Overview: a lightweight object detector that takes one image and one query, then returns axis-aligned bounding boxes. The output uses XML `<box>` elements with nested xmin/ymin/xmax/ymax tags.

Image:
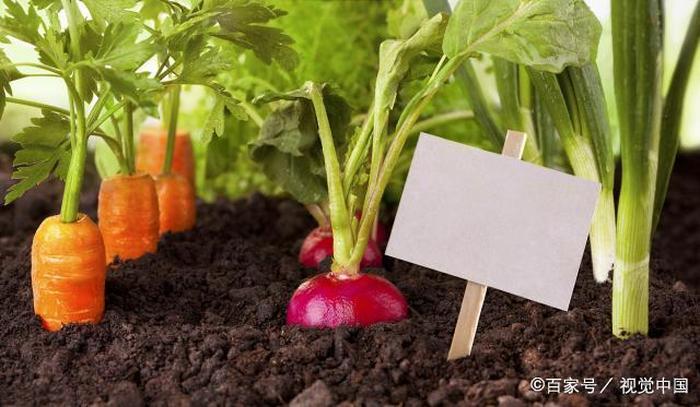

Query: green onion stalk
<box><xmin>611</xmin><ymin>0</ymin><xmax>664</xmax><ymax>337</ymax></box>
<box><xmin>653</xmin><ymin>1</ymin><xmax>700</xmax><ymax>233</ymax></box>
<box><xmin>527</xmin><ymin>65</ymin><xmax>616</xmax><ymax>283</ymax></box>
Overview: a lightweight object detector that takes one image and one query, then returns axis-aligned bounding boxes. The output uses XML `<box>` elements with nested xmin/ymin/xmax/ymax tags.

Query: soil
<box><xmin>0</xmin><ymin>153</ymin><xmax>699</xmax><ymax>406</ymax></box>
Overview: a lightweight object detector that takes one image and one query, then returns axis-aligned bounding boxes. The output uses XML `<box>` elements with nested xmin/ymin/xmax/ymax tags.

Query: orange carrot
<box><xmin>32</xmin><ymin>214</ymin><xmax>106</xmax><ymax>331</ymax></box>
<box><xmin>155</xmin><ymin>173</ymin><xmax>196</xmax><ymax>234</ymax></box>
<box><xmin>98</xmin><ymin>173</ymin><xmax>160</xmax><ymax>263</ymax></box>
<box><xmin>136</xmin><ymin>128</ymin><xmax>195</xmax><ymax>185</ymax></box>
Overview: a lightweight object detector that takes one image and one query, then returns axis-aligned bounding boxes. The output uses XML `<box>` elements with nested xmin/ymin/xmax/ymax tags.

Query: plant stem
<box><xmin>86</xmin><ymin>87</ymin><xmax>112</xmax><ymax>128</ymax></box>
<box><xmin>307</xmin><ymin>82</ymin><xmax>354</xmax><ymax>271</ymax></box>
<box><xmin>61</xmin><ymin>0</ymin><xmax>84</xmax><ymax>100</ymax></box>
<box><xmin>305</xmin><ymin>203</ymin><xmax>330</xmax><ymax>227</ymax></box>
<box><xmin>59</xmin><ymin>94</ymin><xmax>87</xmax><ymax>223</ymax></box>
<box><xmin>533</xmin><ymin>91</ymin><xmax>557</xmax><ymax>168</ymax></box>
<box><xmin>653</xmin><ymin>1</ymin><xmax>700</xmax><ymax>233</ymax></box>
<box><xmin>5</xmin><ymin>97</ymin><xmax>70</xmax><ymax>115</ymax></box>
<box><xmin>123</xmin><ymin>101</ymin><xmax>135</xmax><ymax>174</ymax></box>
<box><xmin>409</xmin><ymin>109</ymin><xmax>474</xmax><ymax>135</ymax></box>
<box><xmin>343</xmin><ymin>108</ymin><xmax>374</xmax><ymax>192</ymax></box>
<box><xmin>1</xmin><ymin>62</ymin><xmax>63</xmax><ymax>76</ymax></box>
<box><xmin>239</xmin><ymin>99</ymin><xmax>264</xmax><ymax>128</ymax></box>
<box><xmin>527</xmin><ymin>67</ymin><xmax>616</xmax><ymax>282</ymax></box>
<box><xmin>162</xmin><ymin>85</ymin><xmax>181</xmax><ymax>174</ymax></box>
<box><xmin>93</xmin><ymin>132</ymin><xmax>127</xmax><ymax>171</ymax></box>
<box><xmin>611</xmin><ymin>0</ymin><xmax>663</xmax><ymax>337</ymax></box>
<box><xmin>58</xmin><ymin>0</ymin><xmax>88</xmax><ymax>223</ymax></box>
<box><xmin>455</xmin><ymin>60</ymin><xmax>504</xmax><ymax>148</ymax></box>
<box><xmin>351</xmin><ymin>55</ymin><xmax>466</xmax><ymax>266</ymax></box>
<box><xmin>88</xmin><ymin>100</ymin><xmax>126</xmax><ymax>135</ymax></box>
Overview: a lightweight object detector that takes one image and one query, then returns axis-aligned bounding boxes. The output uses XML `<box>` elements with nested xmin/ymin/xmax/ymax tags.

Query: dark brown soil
<box><xmin>0</xmin><ymin>154</ymin><xmax>699</xmax><ymax>406</ymax></box>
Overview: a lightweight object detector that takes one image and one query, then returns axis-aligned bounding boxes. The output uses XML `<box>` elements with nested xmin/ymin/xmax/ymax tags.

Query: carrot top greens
<box><xmin>0</xmin><ymin>0</ymin><xmax>297</xmax><ymax>219</ymax></box>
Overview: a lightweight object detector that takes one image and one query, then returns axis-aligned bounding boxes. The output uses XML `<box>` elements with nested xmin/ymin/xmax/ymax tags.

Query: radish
<box><xmin>299</xmin><ymin>226</ymin><xmax>383</xmax><ymax>269</ymax></box>
<box><xmin>287</xmin><ymin>273</ymin><xmax>407</xmax><ymax>327</ymax></box>
<box><xmin>250</xmin><ymin>0</ymin><xmax>600</xmax><ymax>328</ymax></box>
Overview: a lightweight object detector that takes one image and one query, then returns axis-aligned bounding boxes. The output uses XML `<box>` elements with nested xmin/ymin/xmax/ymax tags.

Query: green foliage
<box><xmin>211</xmin><ymin>2</ymin><xmax>298</xmax><ymax>70</ymax></box>
<box><xmin>0</xmin><ymin>0</ymin><xmax>42</xmax><ymax>44</ymax></box>
<box><xmin>196</xmin><ymin>0</ymin><xmax>395</xmax><ymax>200</ymax></box>
<box><xmin>0</xmin><ymin>0</ymin><xmax>162</xmax><ymax>205</ymax></box>
<box><xmin>387</xmin><ymin>0</ymin><xmax>428</xmax><ymax>40</ymax></box>
<box><xmin>5</xmin><ymin>110</ymin><xmax>71</xmax><ymax>203</ymax></box>
<box><xmin>375</xmin><ymin>13</ymin><xmax>447</xmax><ymax>126</ymax></box>
<box><xmin>249</xmin><ymin>84</ymin><xmax>350</xmax><ymax>204</ymax></box>
<box><xmin>443</xmin><ymin>0</ymin><xmax>601</xmax><ymax>73</ymax></box>
<box><xmin>82</xmin><ymin>0</ymin><xmax>138</xmax><ymax>26</ymax></box>
<box><xmin>654</xmin><ymin>1</ymin><xmax>700</xmax><ymax>231</ymax></box>
<box><xmin>91</xmin><ymin>21</ymin><xmax>156</xmax><ymax>71</ymax></box>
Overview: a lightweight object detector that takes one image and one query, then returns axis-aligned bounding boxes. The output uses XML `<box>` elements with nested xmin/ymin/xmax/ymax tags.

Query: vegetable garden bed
<box><xmin>0</xmin><ymin>153</ymin><xmax>698</xmax><ymax>406</ymax></box>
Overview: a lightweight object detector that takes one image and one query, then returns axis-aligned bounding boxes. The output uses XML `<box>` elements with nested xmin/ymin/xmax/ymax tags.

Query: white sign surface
<box><xmin>386</xmin><ymin>133</ymin><xmax>600</xmax><ymax>310</ymax></box>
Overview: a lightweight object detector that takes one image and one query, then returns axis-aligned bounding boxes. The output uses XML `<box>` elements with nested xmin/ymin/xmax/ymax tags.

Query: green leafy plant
<box><xmin>0</xmin><ymin>0</ymin><xmax>166</xmax><ymax>330</ymax></box>
<box><xmin>252</xmin><ymin>0</ymin><xmax>602</xmax><ymax>328</ymax></box>
<box><xmin>92</xmin><ymin>0</ymin><xmax>297</xmax><ymax>181</ymax></box>
<box><xmin>610</xmin><ymin>0</ymin><xmax>700</xmax><ymax>337</ymax></box>
<box><xmin>423</xmin><ymin>0</ymin><xmax>616</xmax><ymax>283</ymax></box>
<box><xmin>0</xmin><ymin>0</ymin><xmax>155</xmax><ymax>218</ymax></box>
<box><xmin>193</xmin><ymin>0</ymin><xmax>396</xmax><ymax>201</ymax></box>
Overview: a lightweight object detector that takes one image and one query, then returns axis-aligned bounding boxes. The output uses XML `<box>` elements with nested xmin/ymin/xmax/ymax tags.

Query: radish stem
<box><xmin>307</xmin><ymin>82</ymin><xmax>355</xmax><ymax>271</ymax></box>
<box><xmin>343</xmin><ymin>108</ymin><xmax>374</xmax><ymax>192</ymax></box>
<box><xmin>352</xmin><ymin>55</ymin><xmax>467</xmax><ymax>266</ymax></box>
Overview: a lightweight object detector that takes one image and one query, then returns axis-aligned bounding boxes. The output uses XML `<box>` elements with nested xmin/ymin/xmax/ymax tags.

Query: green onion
<box><xmin>653</xmin><ymin>1</ymin><xmax>700</xmax><ymax>233</ymax></box>
<box><xmin>611</xmin><ymin>0</ymin><xmax>664</xmax><ymax>337</ymax></box>
<box><xmin>527</xmin><ymin>64</ymin><xmax>616</xmax><ymax>283</ymax></box>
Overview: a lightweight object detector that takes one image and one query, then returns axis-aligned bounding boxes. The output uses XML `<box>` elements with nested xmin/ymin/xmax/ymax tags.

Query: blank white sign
<box><xmin>386</xmin><ymin>133</ymin><xmax>600</xmax><ymax>310</ymax></box>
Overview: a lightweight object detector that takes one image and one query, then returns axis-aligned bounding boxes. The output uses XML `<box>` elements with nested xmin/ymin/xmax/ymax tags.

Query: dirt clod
<box><xmin>290</xmin><ymin>380</ymin><xmax>334</xmax><ymax>407</ymax></box>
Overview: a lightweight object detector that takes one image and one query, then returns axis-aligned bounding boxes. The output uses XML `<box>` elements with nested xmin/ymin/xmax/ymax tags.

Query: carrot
<box><xmin>32</xmin><ymin>214</ymin><xmax>106</xmax><ymax>331</ymax></box>
<box><xmin>155</xmin><ymin>173</ymin><xmax>196</xmax><ymax>234</ymax></box>
<box><xmin>98</xmin><ymin>173</ymin><xmax>160</xmax><ymax>263</ymax></box>
<box><xmin>136</xmin><ymin>128</ymin><xmax>195</xmax><ymax>185</ymax></box>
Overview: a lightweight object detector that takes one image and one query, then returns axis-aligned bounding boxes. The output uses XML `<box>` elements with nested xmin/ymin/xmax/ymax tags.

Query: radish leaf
<box><xmin>443</xmin><ymin>0</ymin><xmax>600</xmax><ymax>72</ymax></box>
<box><xmin>250</xmin><ymin>85</ymin><xmax>350</xmax><ymax>204</ymax></box>
<box><xmin>375</xmin><ymin>13</ymin><xmax>447</xmax><ymax>122</ymax></box>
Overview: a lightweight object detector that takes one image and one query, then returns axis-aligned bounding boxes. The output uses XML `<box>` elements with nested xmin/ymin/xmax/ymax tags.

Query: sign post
<box><xmin>447</xmin><ymin>130</ymin><xmax>526</xmax><ymax>360</ymax></box>
<box><xmin>386</xmin><ymin>131</ymin><xmax>600</xmax><ymax>361</ymax></box>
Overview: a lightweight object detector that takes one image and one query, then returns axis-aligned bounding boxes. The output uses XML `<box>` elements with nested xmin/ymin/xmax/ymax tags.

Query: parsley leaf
<box><xmin>212</xmin><ymin>2</ymin><xmax>298</xmax><ymax>70</ymax></box>
<box><xmin>92</xmin><ymin>20</ymin><xmax>157</xmax><ymax>71</ymax></box>
<box><xmin>5</xmin><ymin>110</ymin><xmax>72</xmax><ymax>204</ymax></box>
<box><xmin>0</xmin><ymin>0</ymin><xmax>42</xmax><ymax>45</ymax></box>
<box><xmin>82</xmin><ymin>0</ymin><xmax>138</xmax><ymax>27</ymax></box>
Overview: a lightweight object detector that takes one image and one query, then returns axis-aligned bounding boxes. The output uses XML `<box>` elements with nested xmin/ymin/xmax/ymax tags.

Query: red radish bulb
<box><xmin>299</xmin><ymin>226</ymin><xmax>382</xmax><ymax>269</ymax></box>
<box><xmin>287</xmin><ymin>272</ymin><xmax>408</xmax><ymax>327</ymax></box>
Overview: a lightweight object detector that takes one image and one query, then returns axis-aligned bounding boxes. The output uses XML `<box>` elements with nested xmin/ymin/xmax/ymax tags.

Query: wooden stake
<box><xmin>447</xmin><ymin>130</ymin><xmax>527</xmax><ymax>360</ymax></box>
